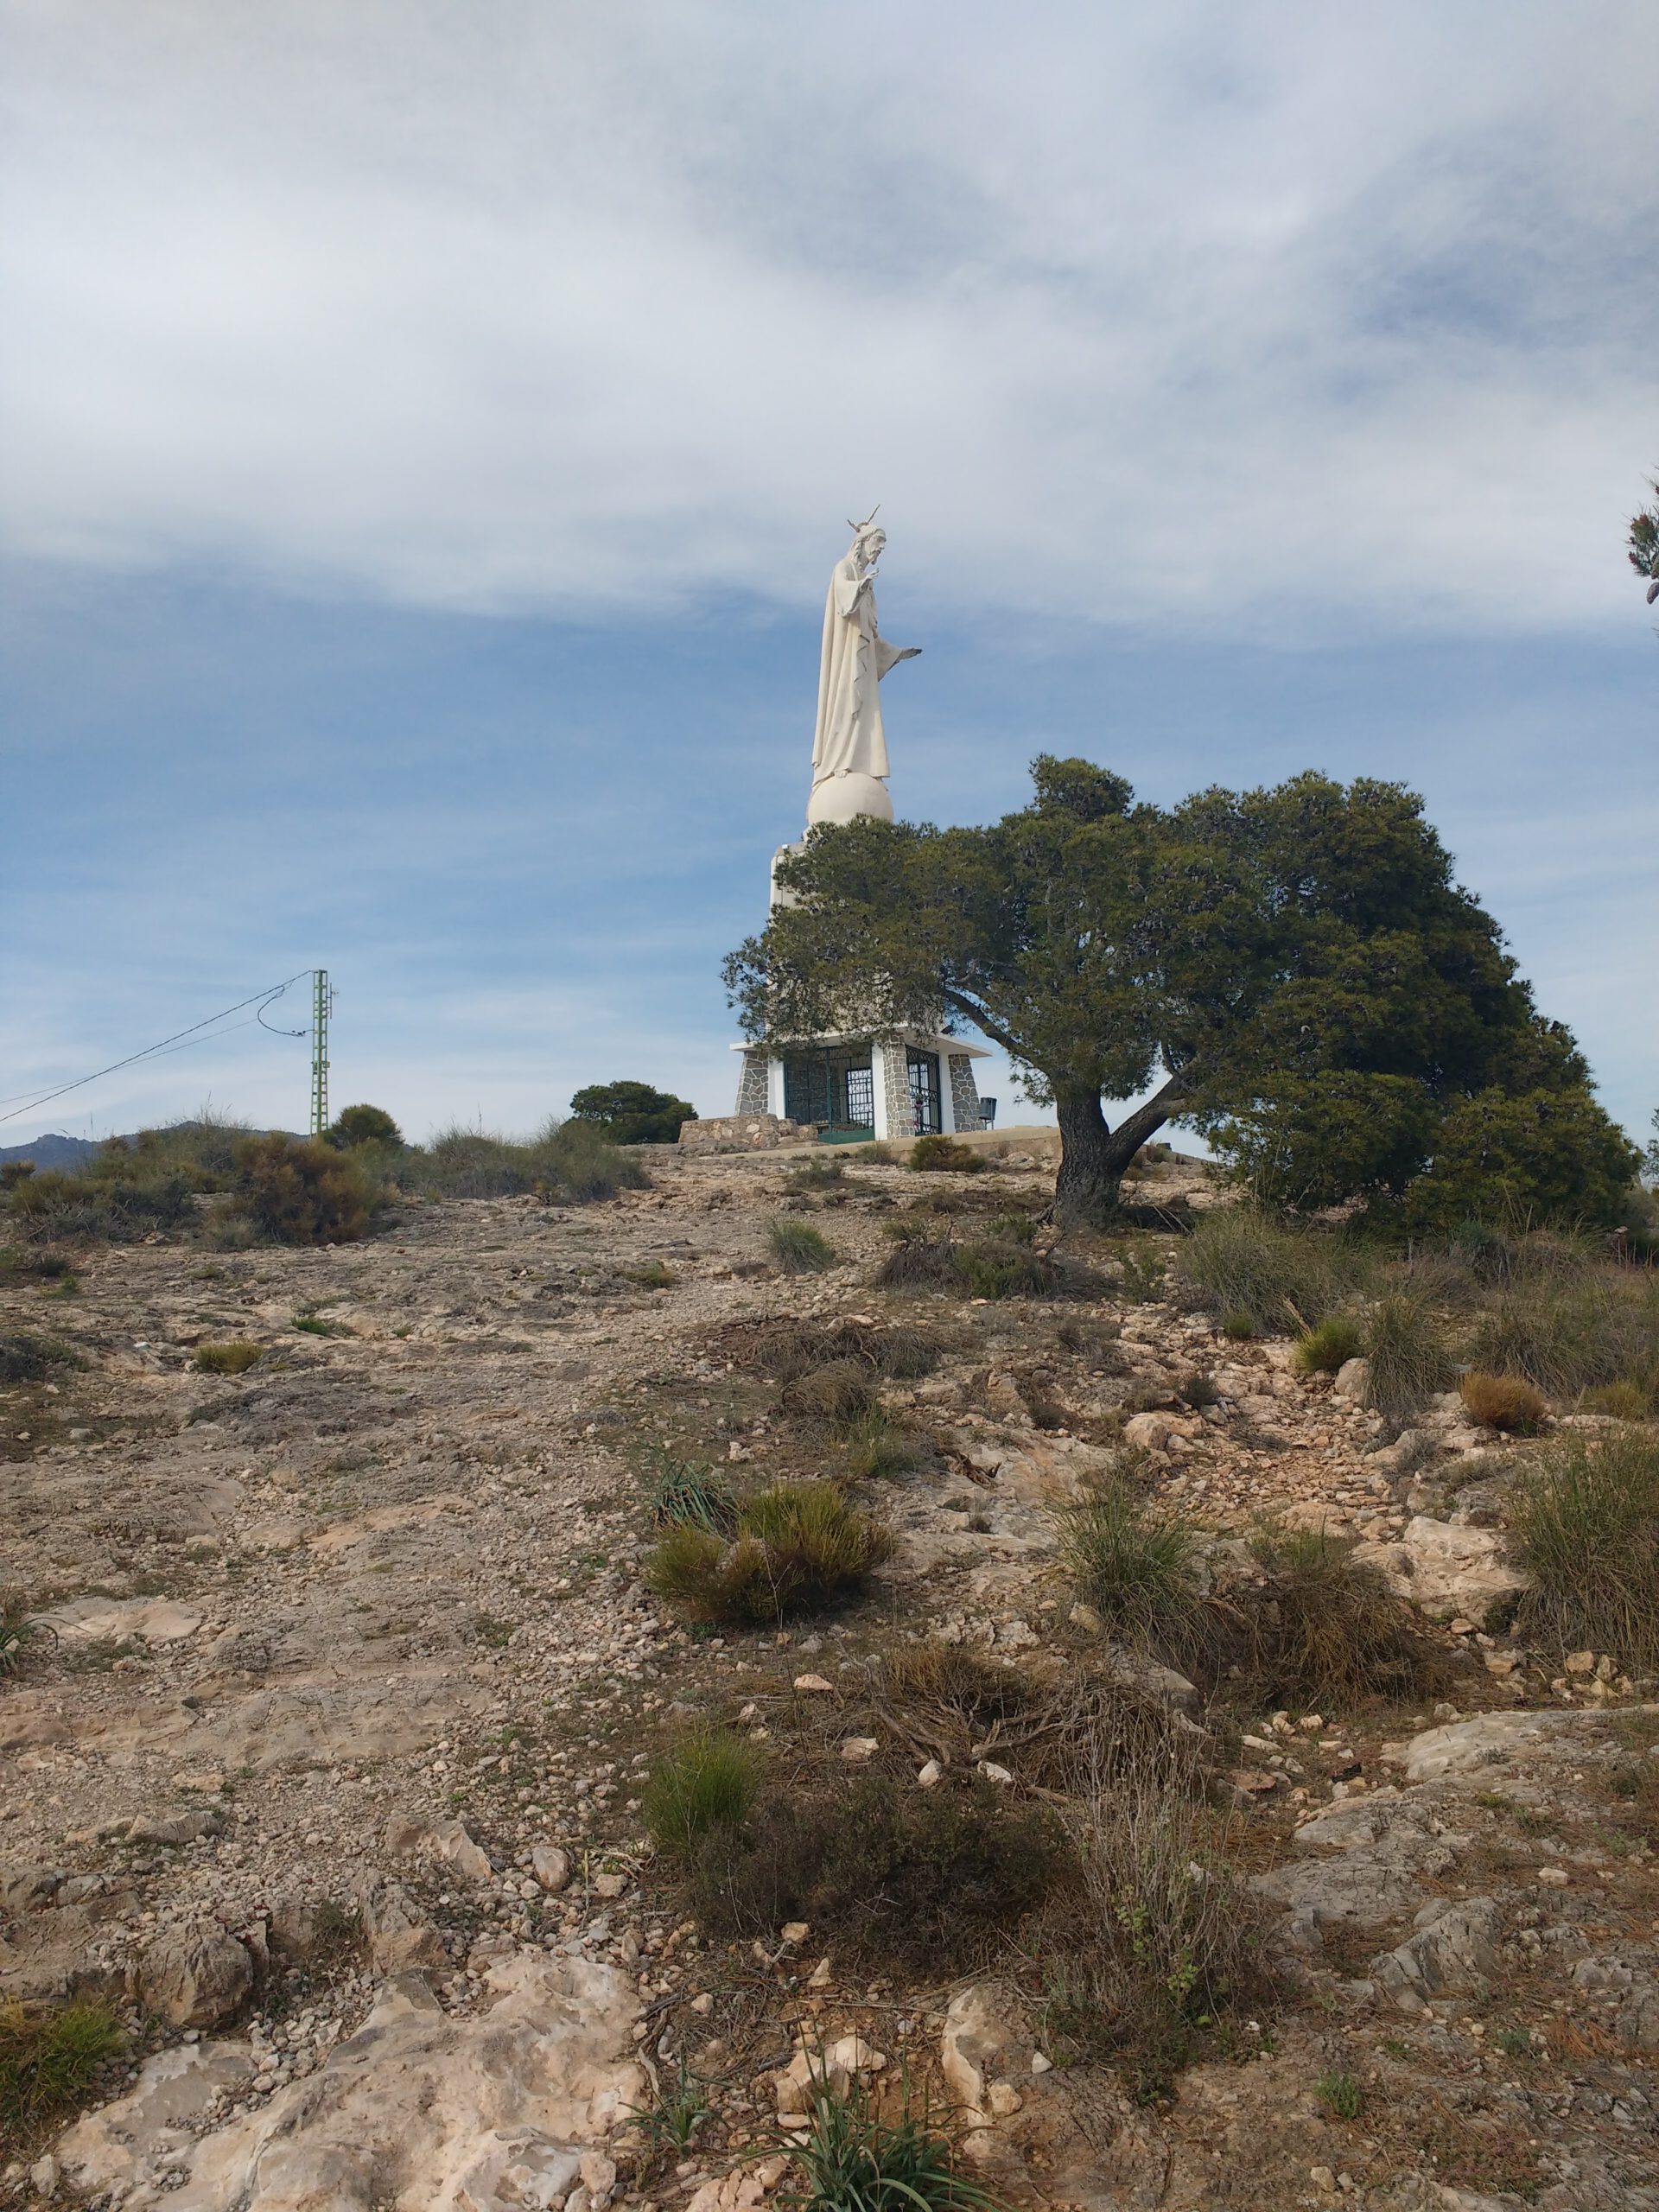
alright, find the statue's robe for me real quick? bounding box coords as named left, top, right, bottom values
left=810, top=553, right=907, bottom=784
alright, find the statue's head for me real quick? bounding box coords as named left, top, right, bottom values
left=848, top=507, right=884, bottom=568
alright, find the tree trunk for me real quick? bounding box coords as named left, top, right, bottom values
left=1052, top=1081, right=1183, bottom=1228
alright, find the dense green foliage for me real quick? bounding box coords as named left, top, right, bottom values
left=725, top=758, right=1636, bottom=1225
left=568, top=1079, right=696, bottom=1145
left=1629, top=473, right=1659, bottom=603
left=324, top=1103, right=403, bottom=1148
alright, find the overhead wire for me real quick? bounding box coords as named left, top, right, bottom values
left=0, top=970, right=315, bottom=1128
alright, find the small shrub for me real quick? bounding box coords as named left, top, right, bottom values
left=1293, top=1315, right=1365, bottom=1376
left=787, top=1154, right=847, bottom=1190
left=0, top=1332, right=74, bottom=1385
left=1510, top=1429, right=1659, bottom=1671
left=1174, top=1208, right=1357, bottom=1335
left=986, top=1211, right=1038, bottom=1246
left=1044, top=1725, right=1268, bottom=2100
left=193, top=1340, right=263, bottom=1376
left=769, top=1217, right=837, bottom=1274
left=568, top=1079, right=696, bottom=1147
left=689, top=1775, right=1062, bottom=1971
left=1315, top=2069, right=1364, bottom=2121
left=1055, top=1485, right=1207, bottom=1662
left=1176, top=1370, right=1220, bottom=1409
left=0, top=1997, right=124, bottom=2151
left=235, top=1134, right=383, bottom=1245
left=874, top=1224, right=961, bottom=1292
left=783, top=2074, right=1000, bottom=2212
left=1221, top=1309, right=1257, bottom=1341
left=1459, top=1370, right=1548, bottom=1433
left=954, top=1239, right=1071, bottom=1300
left=644, top=1482, right=891, bottom=1624
left=621, top=1262, right=677, bottom=1289
left=1243, top=1523, right=1445, bottom=1705
left=324, top=1103, right=403, bottom=1149
left=644, top=1726, right=761, bottom=1854
left=1115, top=1243, right=1168, bottom=1305
left=909, top=1135, right=984, bottom=1173
left=1465, top=1269, right=1659, bottom=1403
left=722, top=1314, right=941, bottom=1382
left=1363, top=1294, right=1453, bottom=1421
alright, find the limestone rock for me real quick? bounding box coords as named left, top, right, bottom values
left=685, top=2155, right=791, bottom=2212
left=1122, top=1412, right=1172, bottom=1452
left=1395, top=1707, right=1619, bottom=1784
left=57, top=2041, right=257, bottom=2201
left=1254, top=1791, right=1465, bottom=1936
left=385, top=1809, right=494, bottom=1884
left=531, top=1845, right=571, bottom=1894
left=127, top=1808, right=224, bottom=1846
left=137, top=1920, right=254, bottom=2027
left=358, top=1878, right=448, bottom=1974
left=1372, top=1897, right=1502, bottom=2010
left=1332, top=1357, right=1370, bottom=1402
left=64, top=1954, right=644, bottom=2211
left=1392, top=1516, right=1528, bottom=1623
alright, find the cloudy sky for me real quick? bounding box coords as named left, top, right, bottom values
left=3, top=2, right=1656, bottom=1148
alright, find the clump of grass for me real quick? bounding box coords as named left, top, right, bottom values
left=689, top=1774, right=1062, bottom=1973
left=644, top=1481, right=892, bottom=1625
left=1510, top=1429, right=1659, bottom=1672
left=1221, top=1310, right=1258, bottom=1341
left=1581, top=1380, right=1653, bottom=1421
left=627, top=2056, right=710, bottom=2166
left=642, top=1448, right=736, bottom=1533
left=909, top=1135, right=984, bottom=1173
left=1459, top=1370, right=1548, bottom=1433
left=782, top=2074, right=1001, bottom=2212
left=838, top=1407, right=924, bottom=1480
left=194, top=1340, right=263, bottom=1376
left=1293, top=1314, right=1365, bottom=1376
left=397, top=1116, right=648, bottom=1203
left=1243, top=1523, right=1446, bottom=1705
left=1463, top=1257, right=1659, bottom=1402
left=0, top=1331, right=77, bottom=1384
left=0, top=1997, right=125, bottom=2152
left=1054, top=1484, right=1208, bottom=1662
left=1, top=1590, right=40, bottom=1679
left=1363, top=1294, right=1454, bottom=1422
left=1114, top=1243, right=1168, bottom=1305
left=1315, top=2069, right=1364, bottom=2121
left=986, top=1211, right=1038, bottom=1246
left=770, top=1217, right=837, bottom=1274
left=874, top=1221, right=1096, bottom=1302
left=621, top=1261, right=677, bottom=1289
left=644, top=1726, right=761, bottom=1854
left=781, top=1359, right=881, bottom=1432
left=1173, top=1208, right=1357, bottom=1335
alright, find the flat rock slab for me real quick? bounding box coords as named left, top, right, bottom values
left=1393, top=1707, right=1630, bottom=1783
left=35, top=1597, right=204, bottom=1645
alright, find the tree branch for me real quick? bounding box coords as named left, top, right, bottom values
left=940, top=986, right=1021, bottom=1058
left=1103, top=1070, right=1191, bottom=1152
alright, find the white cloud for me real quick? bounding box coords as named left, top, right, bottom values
left=3, top=1, right=1655, bottom=637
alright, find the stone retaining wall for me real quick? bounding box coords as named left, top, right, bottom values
left=677, top=1113, right=816, bottom=1155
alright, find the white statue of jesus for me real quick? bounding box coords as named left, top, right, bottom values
left=810, top=515, right=920, bottom=790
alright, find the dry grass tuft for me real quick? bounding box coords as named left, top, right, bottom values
left=780, top=1359, right=881, bottom=1431
left=0, top=1997, right=124, bottom=2153
left=720, top=1315, right=942, bottom=1382
left=1241, top=1522, right=1448, bottom=1706
left=1363, top=1294, right=1454, bottom=1422
left=1054, top=1484, right=1209, bottom=1665
left=1459, top=1370, right=1548, bottom=1433
left=769, top=1217, right=837, bottom=1274
left=909, top=1136, right=985, bottom=1173
left=194, top=1340, right=263, bottom=1376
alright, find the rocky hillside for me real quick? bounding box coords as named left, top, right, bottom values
left=1, top=1143, right=1655, bottom=2211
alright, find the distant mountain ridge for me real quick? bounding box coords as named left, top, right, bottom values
left=0, top=1133, right=103, bottom=1171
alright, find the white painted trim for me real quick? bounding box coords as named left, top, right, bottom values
left=937, top=1048, right=955, bottom=1136
left=869, top=1041, right=890, bottom=1140
left=766, top=1056, right=785, bottom=1117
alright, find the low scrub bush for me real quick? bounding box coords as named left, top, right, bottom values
left=909, top=1135, right=984, bottom=1173
left=1363, top=1294, right=1454, bottom=1422
left=688, top=1773, right=1063, bottom=1971
left=1174, top=1209, right=1358, bottom=1336
left=838, top=1408, right=924, bottom=1480
left=193, top=1340, right=263, bottom=1376
left=1510, top=1430, right=1659, bottom=1672
left=0, top=1331, right=77, bottom=1385
left=721, top=1315, right=941, bottom=1382
left=875, top=1222, right=1096, bottom=1302
left=786, top=1154, right=847, bottom=1189
left=1243, top=1523, right=1446, bottom=1705
left=644, top=1481, right=891, bottom=1624
left=324, top=1103, right=403, bottom=1149
left=1054, top=1484, right=1208, bottom=1663
left=0, top=1997, right=124, bottom=2152
left=400, top=1118, right=647, bottom=1203
left=1581, top=1380, right=1653, bottom=1421
left=769, top=1217, right=837, bottom=1274
left=783, top=2075, right=1000, bottom=2212
left=1042, top=1725, right=1268, bottom=2101
left=1459, top=1370, right=1548, bottom=1433
left=1293, top=1315, right=1365, bottom=1376
left=1113, top=1243, right=1168, bottom=1305
left=644, top=1726, right=761, bottom=1855
left=234, top=1134, right=384, bottom=1245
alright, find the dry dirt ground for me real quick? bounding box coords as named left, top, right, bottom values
left=3, top=1143, right=1656, bottom=2211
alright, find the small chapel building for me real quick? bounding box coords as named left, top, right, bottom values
left=727, top=515, right=989, bottom=1145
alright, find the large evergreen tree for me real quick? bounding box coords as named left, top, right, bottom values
left=724, top=759, right=1637, bottom=1227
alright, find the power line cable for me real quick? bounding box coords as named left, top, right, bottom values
left=0, top=971, right=315, bottom=1128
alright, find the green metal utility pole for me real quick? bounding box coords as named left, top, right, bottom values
left=310, top=969, right=333, bottom=1137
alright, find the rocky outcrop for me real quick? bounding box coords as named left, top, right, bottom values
left=1372, top=1896, right=1503, bottom=2011
left=60, top=1954, right=645, bottom=2211
left=137, top=1920, right=255, bottom=2027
